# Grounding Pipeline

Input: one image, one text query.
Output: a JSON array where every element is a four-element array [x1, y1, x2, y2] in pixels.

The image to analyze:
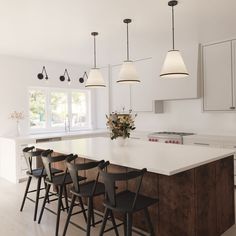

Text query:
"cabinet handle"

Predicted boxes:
[[230, 106, 235, 109], [194, 142, 210, 146]]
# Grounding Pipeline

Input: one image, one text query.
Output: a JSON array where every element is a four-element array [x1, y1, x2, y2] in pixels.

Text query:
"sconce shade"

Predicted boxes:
[[59, 75, 65, 81], [160, 50, 189, 79], [85, 68, 105, 88], [117, 61, 140, 83], [37, 73, 44, 80]]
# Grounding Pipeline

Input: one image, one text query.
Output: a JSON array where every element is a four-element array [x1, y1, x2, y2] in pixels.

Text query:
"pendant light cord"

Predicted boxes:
[[93, 34, 97, 68], [171, 5, 175, 50], [126, 22, 130, 61]]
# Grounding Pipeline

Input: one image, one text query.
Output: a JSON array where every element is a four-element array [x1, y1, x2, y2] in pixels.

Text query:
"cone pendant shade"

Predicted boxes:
[[117, 19, 140, 84], [160, 1, 189, 79], [85, 68, 105, 88], [160, 50, 189, 79], [117, 61, 140, 83], [85, 32, 106, 88]]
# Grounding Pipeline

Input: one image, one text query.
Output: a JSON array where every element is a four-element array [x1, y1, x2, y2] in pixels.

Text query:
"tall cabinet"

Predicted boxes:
[[202, 40, 236, 111]]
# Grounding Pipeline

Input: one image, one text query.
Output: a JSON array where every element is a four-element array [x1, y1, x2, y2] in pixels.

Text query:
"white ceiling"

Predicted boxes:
[[0, 0, 235, 66]]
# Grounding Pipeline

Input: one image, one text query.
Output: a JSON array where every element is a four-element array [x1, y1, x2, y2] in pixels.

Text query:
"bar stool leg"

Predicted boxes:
[[123, 213, 127, 236], [110, 210, 119, 236], [38, 184, 51, 224], [91, 199, 95, 227], [20, 176, 32, 211], [99, 207, 109, 236], [126, 213, 133, 236], [43, 177, 50, 203], [144, 208, 154, 236], [78, 197, 87, 223], [63, 185, 69, 212], [86, 197, 92, 236], [34, 176, 42, 221], [55, 186, 63, 236], [62, 194, 76, 236]]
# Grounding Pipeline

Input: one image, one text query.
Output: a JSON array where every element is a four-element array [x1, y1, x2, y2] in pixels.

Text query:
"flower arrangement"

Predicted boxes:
[[9, 111, 25, 136], [9, 111, 25, 121], [106, 109, 137, 140]]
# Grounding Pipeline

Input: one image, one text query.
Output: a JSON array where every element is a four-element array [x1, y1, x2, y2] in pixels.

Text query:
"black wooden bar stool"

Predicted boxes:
[[20, 146, 62, 221], [63, 155, 117, 236], [99, 162, 158, 236], [38, 150, 86, 236]]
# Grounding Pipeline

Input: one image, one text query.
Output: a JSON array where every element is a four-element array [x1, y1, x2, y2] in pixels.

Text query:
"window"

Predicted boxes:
[[29, 88, 91, 133], [71, 92, 88, 128], [29, 89, 46, 129], [50, 91, 68, 128]]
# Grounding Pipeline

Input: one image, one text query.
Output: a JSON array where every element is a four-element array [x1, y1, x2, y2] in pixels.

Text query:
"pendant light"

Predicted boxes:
[[117, 19, 140, 84], [160, 0, 189, 79], [85, 32, 106, 88]]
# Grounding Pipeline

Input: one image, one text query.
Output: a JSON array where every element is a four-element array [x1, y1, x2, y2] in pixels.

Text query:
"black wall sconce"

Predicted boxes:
[[59, 69, 71, 84], [37, 66, 49, 80], [79, 72, 88, 83]]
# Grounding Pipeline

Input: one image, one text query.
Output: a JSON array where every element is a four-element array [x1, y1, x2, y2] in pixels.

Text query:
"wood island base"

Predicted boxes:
[[43, 153, 235, 236]]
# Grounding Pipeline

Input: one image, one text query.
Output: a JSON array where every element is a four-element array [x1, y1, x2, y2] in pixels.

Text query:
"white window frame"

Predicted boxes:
[[28, 87, 92, 134]]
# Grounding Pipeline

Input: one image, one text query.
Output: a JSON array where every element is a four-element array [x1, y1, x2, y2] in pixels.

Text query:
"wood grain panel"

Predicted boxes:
[[195, 162, 218, 236], [216, 156, 235, 235], [158, 170, 195, 236]]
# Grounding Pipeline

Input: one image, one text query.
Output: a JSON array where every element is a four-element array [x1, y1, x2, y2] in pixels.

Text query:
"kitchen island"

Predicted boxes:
[[36, 137, 235, 236]]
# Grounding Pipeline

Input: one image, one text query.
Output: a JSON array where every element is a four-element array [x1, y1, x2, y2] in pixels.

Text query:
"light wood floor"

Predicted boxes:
[[0, 178, 235, 236]]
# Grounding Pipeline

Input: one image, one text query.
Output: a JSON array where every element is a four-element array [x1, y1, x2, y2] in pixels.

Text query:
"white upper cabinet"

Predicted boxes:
[[130, 58, 156, 112], [110, 43, 199, 113], [233, 40, 236, 106], [203, 41, 233, 111]]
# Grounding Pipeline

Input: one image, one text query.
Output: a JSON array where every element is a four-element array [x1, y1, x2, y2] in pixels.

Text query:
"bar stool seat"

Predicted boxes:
[[20, 146, 63, 222], [104, 190, 157, 213], [62, 156, 113, 236], [71, 180, 105, 197], [38, 150, 86, 236], [44, 172, 80, 186], [26, 167, 61, 178], [99, 163, 158, 236]]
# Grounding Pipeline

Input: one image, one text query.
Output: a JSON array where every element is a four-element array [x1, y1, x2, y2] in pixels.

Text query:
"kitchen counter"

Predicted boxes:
[[183, 134, 236, 144], [35, 136, 235, 236], [35, 137, 235, 175], [1, 129, 108, 144]]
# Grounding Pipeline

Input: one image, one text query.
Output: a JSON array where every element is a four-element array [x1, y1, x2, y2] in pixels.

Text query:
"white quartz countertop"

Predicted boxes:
[[35, 137, 235, 176], [183, 134, 236, 144], [0, 129, 108, 143]]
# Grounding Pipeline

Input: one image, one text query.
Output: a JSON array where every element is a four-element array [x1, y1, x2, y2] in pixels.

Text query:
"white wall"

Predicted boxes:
[[135, 99, 236, 135], [0, 54, 93, 136]]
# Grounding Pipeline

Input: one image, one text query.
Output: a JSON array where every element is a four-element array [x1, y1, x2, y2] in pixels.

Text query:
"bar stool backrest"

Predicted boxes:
[[41, 150, 72, 182], [99, 162, 147, 210], [22, 146, 43, 174], [66, 155, 105, 194]]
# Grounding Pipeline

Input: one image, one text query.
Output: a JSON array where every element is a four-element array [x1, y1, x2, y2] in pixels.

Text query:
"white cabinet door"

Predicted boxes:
[[110, 65, 131, 112], [233, 40, 236, 107], [203, 41, 233, 111], [131, 58, 155, 112]]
